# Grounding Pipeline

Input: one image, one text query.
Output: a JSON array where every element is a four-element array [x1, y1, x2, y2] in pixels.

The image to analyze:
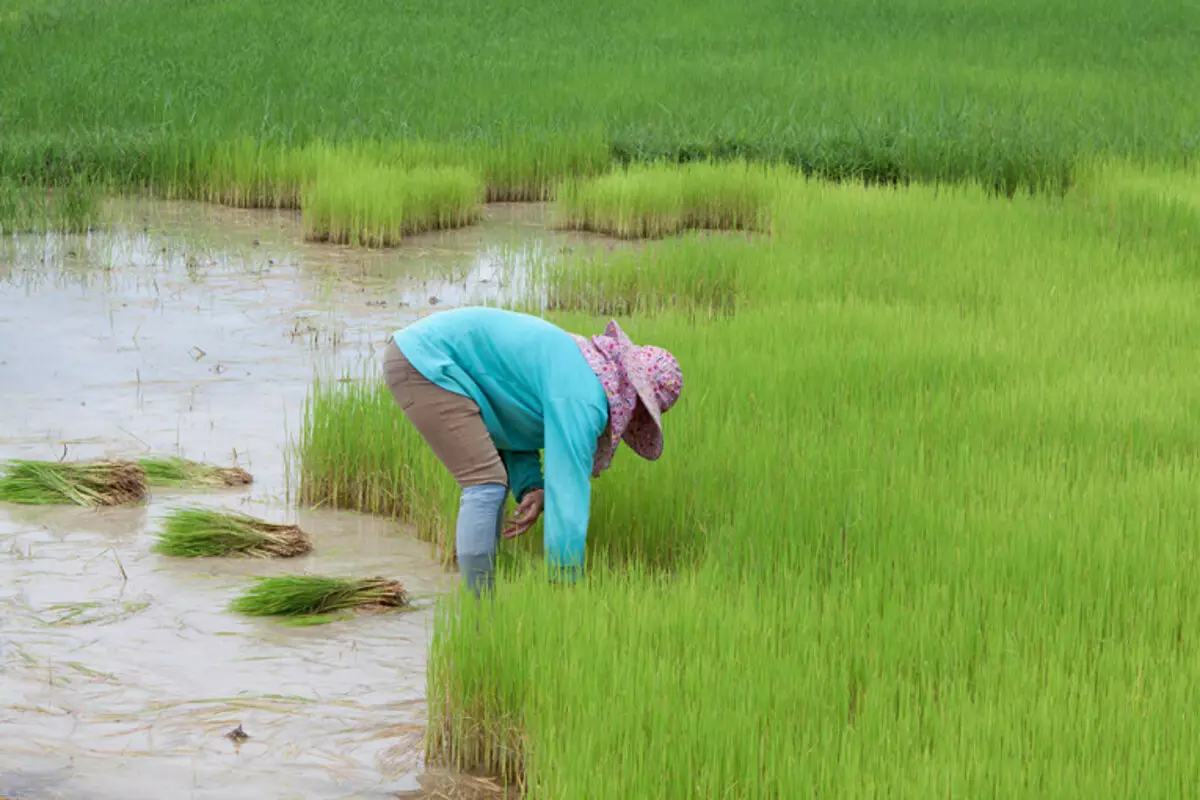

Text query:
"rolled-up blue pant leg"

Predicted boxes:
[[456, 483, 508, 595]]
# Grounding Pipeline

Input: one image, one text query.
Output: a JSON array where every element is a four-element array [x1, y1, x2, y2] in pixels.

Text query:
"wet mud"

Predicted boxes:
[[0, 200, 592, 798]]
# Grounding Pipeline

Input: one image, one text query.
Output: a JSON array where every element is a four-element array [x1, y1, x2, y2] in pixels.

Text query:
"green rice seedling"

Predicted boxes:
[[476, 132, 612, 202], [301, 161, 484, 247], [230, 575, 409, 617], [376, 133, 611, 202], [421, 170, 1200, 795], [535, 233, 758, 319], [552, 161, 780, 239], [0, 460, 146, 507], [152, 507, 312, 558], [199, 136, 312, 209], [292, 373, 462, 564], [0, 177, 100, 235], [1068, 158, 1200, 272], [1, 0, 1195, 195], [137, 456, 253, 489]]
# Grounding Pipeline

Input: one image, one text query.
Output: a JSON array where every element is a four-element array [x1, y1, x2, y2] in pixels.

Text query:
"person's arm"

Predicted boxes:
[[541, 396, 607, 582], [499, 449, 544, 503]]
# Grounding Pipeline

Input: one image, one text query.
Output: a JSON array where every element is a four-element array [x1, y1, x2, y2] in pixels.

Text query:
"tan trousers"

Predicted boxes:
[[382, 339, 508, 489]]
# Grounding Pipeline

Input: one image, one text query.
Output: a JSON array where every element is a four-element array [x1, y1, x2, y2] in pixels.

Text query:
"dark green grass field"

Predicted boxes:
[[1, 0, 1197, 192]]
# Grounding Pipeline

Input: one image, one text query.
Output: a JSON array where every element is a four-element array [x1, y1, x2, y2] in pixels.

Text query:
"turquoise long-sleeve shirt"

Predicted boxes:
[[391, 307, 609, 571]]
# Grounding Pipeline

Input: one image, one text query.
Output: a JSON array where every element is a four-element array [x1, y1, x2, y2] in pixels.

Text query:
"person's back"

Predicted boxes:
[[392, 307, 606, 453]]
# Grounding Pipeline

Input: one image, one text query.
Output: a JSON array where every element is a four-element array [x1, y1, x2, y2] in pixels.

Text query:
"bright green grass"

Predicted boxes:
[[194, 136, 323, 210], [292, 374, 464, 565], [552, 161, 780, 238], [230, 575, 409, 617], [301, 161, 484, 247], [383, 167, 1200, 795], [537, 233, 759, 319], [1, 1, 1196, 193]]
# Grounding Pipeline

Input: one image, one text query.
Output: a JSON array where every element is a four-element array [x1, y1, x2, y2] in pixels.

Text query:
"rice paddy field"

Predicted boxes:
[[3, 0, 1200, 797]]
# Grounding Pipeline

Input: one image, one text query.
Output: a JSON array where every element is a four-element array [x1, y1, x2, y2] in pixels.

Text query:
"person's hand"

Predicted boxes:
[[502, 489, 544, 540]]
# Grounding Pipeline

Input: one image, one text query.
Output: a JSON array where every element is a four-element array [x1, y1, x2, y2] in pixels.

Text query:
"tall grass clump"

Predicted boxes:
[[553, 161, 780, 238], [293, 373, 462, 562], [153, 506, 311, 558], [537, 234, 761, 319], [422, 169, 1200, 795], [0, 460, 146, 507], [138, 456, 253, 488], [230, 575, 409, 617], [195, 136, 317, 209], [302, 162, 484, 247], [475, 134, 612, 202]]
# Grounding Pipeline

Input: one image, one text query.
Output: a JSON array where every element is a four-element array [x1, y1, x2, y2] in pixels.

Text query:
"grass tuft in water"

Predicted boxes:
[[0, 177, 101, 234], [0, 460, 146, 507], [153, 506, 312, 558], [292, 373, 463, 564], [301, 161, 484, 247], [230, 575, 409, 617], [553, 161, 779, 239], [138, 456, 253, 489]]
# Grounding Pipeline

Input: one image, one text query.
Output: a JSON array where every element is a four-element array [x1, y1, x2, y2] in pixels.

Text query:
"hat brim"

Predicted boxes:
[[605, 319, 667, 461], [621, 399, 664, 461]]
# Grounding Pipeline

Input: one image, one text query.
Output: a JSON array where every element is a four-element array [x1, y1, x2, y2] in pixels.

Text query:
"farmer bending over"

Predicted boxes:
[[383, 307, 683, 593]]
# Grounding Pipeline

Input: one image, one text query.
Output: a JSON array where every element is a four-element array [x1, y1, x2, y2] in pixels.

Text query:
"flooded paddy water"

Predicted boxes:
[[0, 201, 617, 799]]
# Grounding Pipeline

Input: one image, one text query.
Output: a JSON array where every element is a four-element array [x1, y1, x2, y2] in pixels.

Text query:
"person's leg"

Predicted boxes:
[[383, 340, 509, 595]]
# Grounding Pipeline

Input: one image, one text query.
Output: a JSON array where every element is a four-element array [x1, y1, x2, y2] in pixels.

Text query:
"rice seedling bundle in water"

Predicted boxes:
[[0, 460, 146, 507], [230, 575, 409, 617], [153, 507, 312, 558], [137, 456, 253, 488]]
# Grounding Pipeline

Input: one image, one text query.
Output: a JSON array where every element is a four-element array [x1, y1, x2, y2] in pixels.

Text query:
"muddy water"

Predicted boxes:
[[0, 202, 606, 799]]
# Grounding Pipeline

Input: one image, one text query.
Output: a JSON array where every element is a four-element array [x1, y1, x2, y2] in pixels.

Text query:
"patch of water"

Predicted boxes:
[[0, 201, 605, 799]]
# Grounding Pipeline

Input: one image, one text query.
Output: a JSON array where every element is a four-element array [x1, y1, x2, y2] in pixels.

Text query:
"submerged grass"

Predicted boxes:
[[553, 161, 780, 238], [137, 456, 253, 489], [153, 507, 312, 559], [0, 460, 146, 507], [230, 575, 409, 617], [0, 178, 101, 234]]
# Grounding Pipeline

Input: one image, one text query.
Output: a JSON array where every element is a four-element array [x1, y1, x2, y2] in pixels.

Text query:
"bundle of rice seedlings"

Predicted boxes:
[[0, 459, 147, 507], [152, 507, 312, 558], [230, 575, 409, 617], [138, 456, 253, 488]]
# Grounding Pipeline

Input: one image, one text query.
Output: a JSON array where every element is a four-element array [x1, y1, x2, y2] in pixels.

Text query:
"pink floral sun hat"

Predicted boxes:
[[571, 320, 683, 477]]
